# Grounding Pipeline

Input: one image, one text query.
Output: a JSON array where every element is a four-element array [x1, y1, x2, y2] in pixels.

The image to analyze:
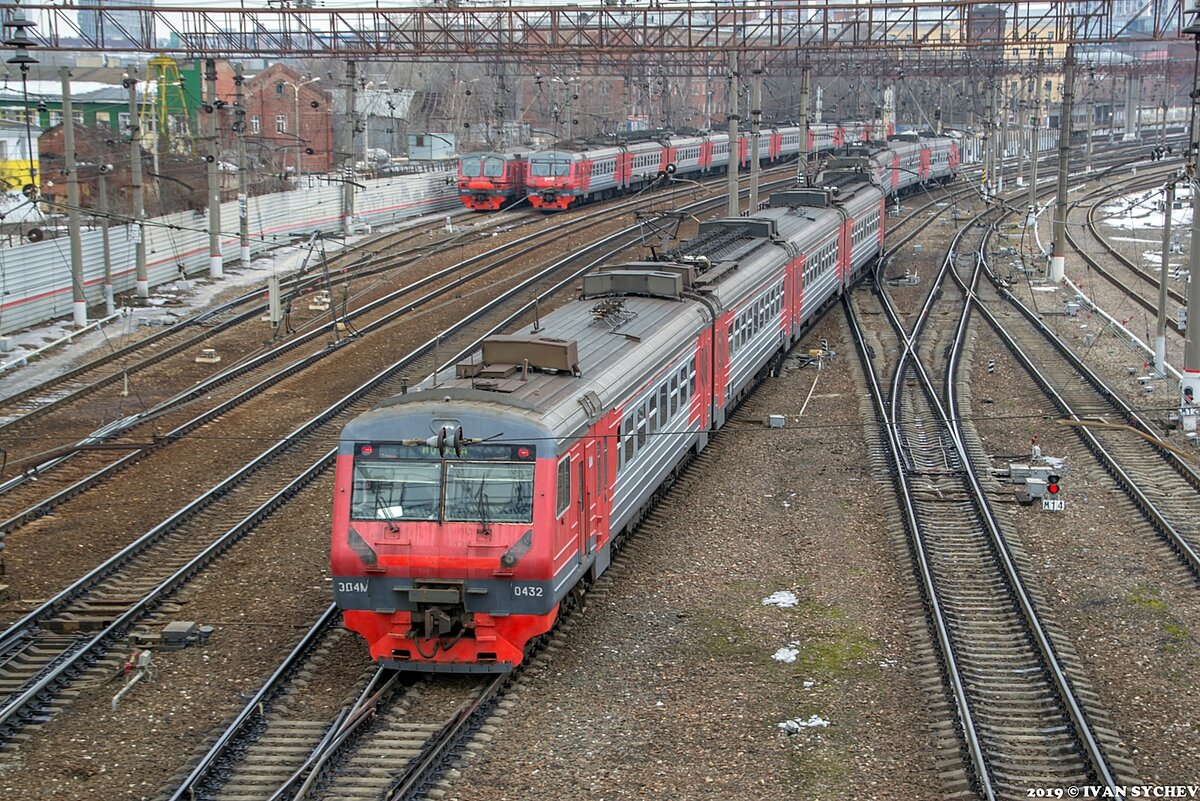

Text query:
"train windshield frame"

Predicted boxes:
[[530, 159, 570, 177], [482, 157, 506, 178], [349, 443, 536, 524], [460, 156, 483, 177]]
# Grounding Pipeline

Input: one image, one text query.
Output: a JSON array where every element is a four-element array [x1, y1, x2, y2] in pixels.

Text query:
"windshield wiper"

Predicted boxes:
[[476, 480, 492, 536], [373, 484, 399, 533]]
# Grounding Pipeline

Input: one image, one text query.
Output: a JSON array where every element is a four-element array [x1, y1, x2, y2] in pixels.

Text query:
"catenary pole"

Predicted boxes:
[[1050, 43, 1075, 283], [206, 58, 223, 279], [235, 64, 250, 266], [727, 50, 739, 217], [127, 66, 149, 302], [61, 66, 86, 327]]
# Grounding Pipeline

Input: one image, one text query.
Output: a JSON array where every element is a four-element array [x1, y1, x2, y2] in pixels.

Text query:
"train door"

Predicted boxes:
[[579, 445, 597, 565]]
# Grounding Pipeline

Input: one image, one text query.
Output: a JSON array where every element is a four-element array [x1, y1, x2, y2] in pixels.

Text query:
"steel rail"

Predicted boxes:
[[0, 164, 796, 509], [971, 232, 1200, 578], [0, 179, 792, 742], [842, 292, 995, 800], [943, 226, 1120, 793], [856, 196, 1120, 793]]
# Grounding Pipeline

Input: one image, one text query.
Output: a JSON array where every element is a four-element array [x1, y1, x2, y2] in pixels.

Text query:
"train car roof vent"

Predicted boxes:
[[886, 132, 921, 142], [582, 269, 683, 300], [769, 189, 832, 209], [456, 335, 581, 387], [697, 217, 777, 241]]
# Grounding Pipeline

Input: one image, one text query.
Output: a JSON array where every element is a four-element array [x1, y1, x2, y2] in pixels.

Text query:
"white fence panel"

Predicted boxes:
[[0, 167, 459, 335]]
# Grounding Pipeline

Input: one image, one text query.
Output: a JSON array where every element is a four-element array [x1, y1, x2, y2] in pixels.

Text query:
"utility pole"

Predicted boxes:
[[1051, 44, 1075, 283], [1181, 29, 1200, 429], [98, 164, 114, 316], [749, 59, 762, 212], [798, 59, 810, 184], [983, 80, 994, 199], [1030, 62, 1043, 217], [993, 79, 1003, 194], [235, 64, 250, 266], [205, 58, 223, 279], [1017, 76, 1027, 188], [61, 66, 86, 327], [127, 67, 148, 302], [344, 60, 357, 236], [1157, 178, 1174, 376], [1108, 68, 1117, 146], [1086, 72, 1095, 171], [726, 51, 740, 218], [1124, 71, 1139, 141]]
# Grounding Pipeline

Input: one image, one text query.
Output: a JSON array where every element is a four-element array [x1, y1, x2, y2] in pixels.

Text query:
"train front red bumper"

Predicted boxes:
[[527, 192, 575, 211], [460, 193, 505, 211], [343, 607, 559, 673]]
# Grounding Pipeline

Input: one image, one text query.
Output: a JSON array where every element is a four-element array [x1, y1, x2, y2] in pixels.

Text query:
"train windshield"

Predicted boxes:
[[444, 463, 535, 523], [460, 156, 482, 177], [350, 460, 534, 524], [530, 159, 570, 177], [482, 157, 506, 178], [351, 462, 442, 521]]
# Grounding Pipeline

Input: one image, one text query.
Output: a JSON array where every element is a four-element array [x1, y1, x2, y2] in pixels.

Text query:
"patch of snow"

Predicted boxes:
[[777, 715, 830, 734], [761, 591, 799, 608], [772, 647, 799, 664]]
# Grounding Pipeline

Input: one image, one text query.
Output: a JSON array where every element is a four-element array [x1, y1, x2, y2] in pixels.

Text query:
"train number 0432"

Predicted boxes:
[[512, 585, 544, 598]]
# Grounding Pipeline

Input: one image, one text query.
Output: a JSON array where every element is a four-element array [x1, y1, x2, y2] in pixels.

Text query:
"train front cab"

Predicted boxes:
[[332, 378, 629, 673], [458, 153, 525, 211], [333, 399, 571, 671], [527, 152, 583, 210]]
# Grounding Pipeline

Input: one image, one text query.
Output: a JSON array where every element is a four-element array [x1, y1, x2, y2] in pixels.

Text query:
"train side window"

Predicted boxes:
[[648, 393, 659, 435], [670, 375, 679, 417], [622, 415, 635, 466], [688, 359, 697, 394], [679, 367, 689, 403], [556, 456, 571, 518], [659, 384, 670, 427], [636, 406, 647, 448]]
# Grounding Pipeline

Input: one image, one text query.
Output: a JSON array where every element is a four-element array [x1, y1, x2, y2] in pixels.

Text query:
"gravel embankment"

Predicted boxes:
[[448, 313, 943, 801]]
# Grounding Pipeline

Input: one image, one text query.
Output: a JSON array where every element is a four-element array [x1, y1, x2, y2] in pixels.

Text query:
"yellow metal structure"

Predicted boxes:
[[140, 55, 196, 156]]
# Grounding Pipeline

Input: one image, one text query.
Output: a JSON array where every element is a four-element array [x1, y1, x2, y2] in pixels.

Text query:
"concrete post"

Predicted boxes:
[[1124, 72, 1139, 141], [1030, 67, 1042, 216], [1156, 178, 1174, 376], [61, 67, 87, 327], [98, 167, 114, 316], [798, 61, 810, 184], [749, 59, 762, 211], [127, 68, 149, 302], [1182, 49, 1200, 426], [1051, 44, 1075, 283], [344, 60, 357, 235], [235, 64, 251, 266], [205, 58, 223, 279], [727, 51, 740, 218]]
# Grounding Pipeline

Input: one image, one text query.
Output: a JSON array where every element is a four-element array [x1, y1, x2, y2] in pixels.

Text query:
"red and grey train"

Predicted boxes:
[[456, 122, 876, 212], [335, 135, 958, 672]]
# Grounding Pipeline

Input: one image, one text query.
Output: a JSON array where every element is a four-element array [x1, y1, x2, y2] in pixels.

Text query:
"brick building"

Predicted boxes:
[[245, 63, 334, 174]]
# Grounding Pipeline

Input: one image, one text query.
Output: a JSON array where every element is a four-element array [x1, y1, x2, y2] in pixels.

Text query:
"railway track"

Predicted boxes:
[[1056, 175, 1188, 335], [0, 167, 797, 542], [165, 377, 744, 801], [847, 203, 1129, 798], [0, 177, 799, 749], [973, 226, 1200, 578], [0, 217, 475, 432], [0, 213, 545, 495]]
